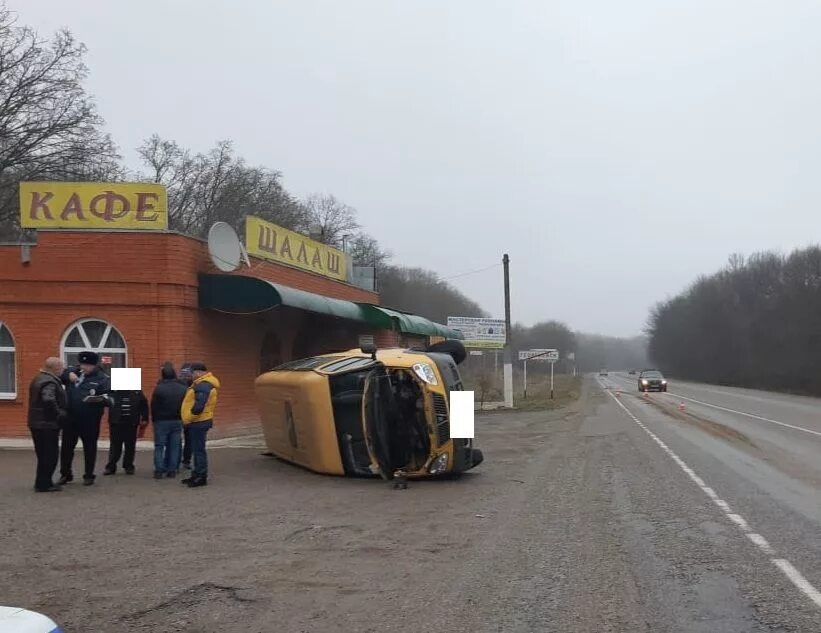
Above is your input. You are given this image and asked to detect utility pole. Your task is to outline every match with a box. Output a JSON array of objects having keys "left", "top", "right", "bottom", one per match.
[
  {"left": 503, "top": 253, "right": 513, "bottom": 408},
  {"left": 550, "top": 359, "right": 555, "bottom": 400}
]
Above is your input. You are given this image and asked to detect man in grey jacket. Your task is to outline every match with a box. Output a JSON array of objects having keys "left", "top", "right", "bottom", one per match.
[{"left": 27, "top": 357, "right": 68, "bottom": 492}]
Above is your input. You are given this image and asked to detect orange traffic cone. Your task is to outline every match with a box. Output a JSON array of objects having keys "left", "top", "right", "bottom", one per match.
[
  {"left": 678, "top": 402, "right": 686, "bottom": 412},
  {"left": 616, "top": 389, "right": 621, "bottom": 397}
]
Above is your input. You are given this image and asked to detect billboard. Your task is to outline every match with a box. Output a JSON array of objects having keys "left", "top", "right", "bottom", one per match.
[
  {"left": 19, "top": 182, "right": 168, "bottom": 230},
  {"left": 245, "top": 215, "right": 348, "bottom": 282},
  {"left": 446, "top": 316, "right": 506, "bottom": 349}
]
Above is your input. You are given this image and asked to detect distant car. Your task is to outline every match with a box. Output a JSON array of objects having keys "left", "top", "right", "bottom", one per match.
[
  {"left": 599, "top": 369, "right": 608, "bottom": 376},
  {"left": 628, "top": 369, "right": 636, "bottom": 375},
  {"left": 638, "top": 369, "right": 667, "bottom": 392}
]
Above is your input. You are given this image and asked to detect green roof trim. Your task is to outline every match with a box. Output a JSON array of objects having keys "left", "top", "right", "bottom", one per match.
[
  {"left": 198, "top": 274, "right": 369, "bottom": 322},
  {"left": 357, "top": 304, "right": 465, "bottom": 340}
]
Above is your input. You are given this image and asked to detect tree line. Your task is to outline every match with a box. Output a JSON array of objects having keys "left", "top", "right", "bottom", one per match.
[
  {"left": 0, "top": 5, "right": 481, "bottom": 323},
  {"left": 647, "top": 248, "right": 821, "bottom": 393},
  {"left": 511, "top": 320, "right": 648, "bottom": 374}
]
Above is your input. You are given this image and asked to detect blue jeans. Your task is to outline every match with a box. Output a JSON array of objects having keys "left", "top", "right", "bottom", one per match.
[
  {"left": 187, "top": 420, "right": 212, "bottom": 478},
  {"left": 153, "top": 420, "right": 182, "bottom": 474}
]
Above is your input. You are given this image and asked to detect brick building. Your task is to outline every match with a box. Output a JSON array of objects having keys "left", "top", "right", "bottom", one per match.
[{"left": 0, "top": 231, "right": 460, "bottom": 438}]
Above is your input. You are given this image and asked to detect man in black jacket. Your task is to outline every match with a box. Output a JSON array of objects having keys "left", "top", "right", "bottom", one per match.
[
  {"left": 58, "top": 351, "right": 111, "bottom": 486},
  {"left": 150, "top": 362, "right": 188, "bottom": 479},
  {"left": 28, "top": 357, "right": 69, "bottom": 492},
  {"left": 104, "top": 389, "right": 149, "bottom": 475}
]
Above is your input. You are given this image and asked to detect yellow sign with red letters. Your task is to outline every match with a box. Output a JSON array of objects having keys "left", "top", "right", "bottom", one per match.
[
  {"left": 245, "top": 215, "right": 348, "bottom": 282},
  {"left": 19, "top": 182, "right": 168, "bottom": 229}
]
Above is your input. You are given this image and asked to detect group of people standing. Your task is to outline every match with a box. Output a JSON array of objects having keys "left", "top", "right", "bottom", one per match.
[{"left": 27, "top": 351, "right": 221, "bottom": 492}]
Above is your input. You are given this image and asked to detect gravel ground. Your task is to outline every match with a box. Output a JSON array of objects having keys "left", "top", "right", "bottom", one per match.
[{"left": 3, "top": 378, "right": 821, "bottom": 632}]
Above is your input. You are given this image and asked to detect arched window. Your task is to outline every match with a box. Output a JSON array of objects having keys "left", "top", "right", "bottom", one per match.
[
  {"left": 0, "top": 322, "right": 16, "bottom": 399},
  {"left": 61, "top": 319, "right": 128, "bottom": 369}
]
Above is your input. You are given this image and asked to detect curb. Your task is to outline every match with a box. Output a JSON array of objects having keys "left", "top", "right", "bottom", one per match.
[{"left": 0, "top": 433, "right": 266, "bottom": 451}]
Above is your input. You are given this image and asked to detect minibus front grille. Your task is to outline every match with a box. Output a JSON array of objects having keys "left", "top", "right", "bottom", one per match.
[{"left": 431, "top": 393, "right": 450, "bottom": 446}]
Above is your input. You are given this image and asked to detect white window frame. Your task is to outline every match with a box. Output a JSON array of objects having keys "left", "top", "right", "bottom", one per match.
[
  {"left": 60, "top": 318, "right": 128, "bottom": 368},
  {"left": 0, "top": 322, "right": 16, "bottom": 399}
]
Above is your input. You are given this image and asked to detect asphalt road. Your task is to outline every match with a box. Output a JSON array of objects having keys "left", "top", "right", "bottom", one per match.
[{"left": 4, "top": 376, "right": 821, "bottom": 631}]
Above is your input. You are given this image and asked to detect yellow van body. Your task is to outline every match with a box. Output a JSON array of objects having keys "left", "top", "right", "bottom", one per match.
[{"left": 254, "top": 347, "right": 483, "bottom": 479}]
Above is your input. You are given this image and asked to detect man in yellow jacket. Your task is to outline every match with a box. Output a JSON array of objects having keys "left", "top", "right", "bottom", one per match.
[{"left": 180, "top": 362, "right": 220, "bottom": 487}]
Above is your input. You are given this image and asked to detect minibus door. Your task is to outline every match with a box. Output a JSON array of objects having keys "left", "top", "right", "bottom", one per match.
[{"left": 362, "top": 365, "right": 397, "bottom": 480}]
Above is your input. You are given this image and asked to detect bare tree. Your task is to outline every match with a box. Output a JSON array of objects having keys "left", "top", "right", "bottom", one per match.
[
  {"left": 378, "top": 265, "right": 487, "bottom": 322},
  {"left": 347, "top": 232, "right": 391, "bottom": 266},
  {"left": 0, "top": 5, "right": 121, "bottom": 237},
  {"left": 136, "top": 134, "right": 307, "bottom": 238},
  {"left": 304, "top": 193, "right": 360, "bottom": 248},
  {"left": 477, "top": 370, "right": 493, "bottom": 409}
]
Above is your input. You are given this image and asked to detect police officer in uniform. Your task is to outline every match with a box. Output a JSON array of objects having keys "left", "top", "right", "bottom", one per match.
[{"left": 58, "top": 351, "right": 111, "bottom": 486}]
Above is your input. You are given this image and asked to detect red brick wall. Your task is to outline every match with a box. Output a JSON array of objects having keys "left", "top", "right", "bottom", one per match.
[
  {"left": 0, "top": 231, "right": 385, "bottom": 438},
  {"left": 374, "top": 330, "right": 402, "bottom": 348}
]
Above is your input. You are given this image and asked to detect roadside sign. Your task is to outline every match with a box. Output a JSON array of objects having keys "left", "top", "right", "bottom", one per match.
[
  {"left": 469, "top": 350, "right": 483, "bottom": 356},
  {"left": 567, "top": 352, "right": 575, "bottom": 361},
  {"left": 519, "top": 349, "right": 559, "bottom": 362},
  {"left": 447, "top": 316, "right": 506, "bottom": 349}
]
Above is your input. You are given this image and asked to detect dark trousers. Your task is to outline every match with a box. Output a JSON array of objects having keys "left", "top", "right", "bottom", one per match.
[
  {"left": 153, "top": 420, "right": 182, "bottom": 474},
  {"left": 107, "top": 423, "right": 139, "bottom": 471},
  {"left": 31, "top": 428, "right": 60, "bottom": 490},
  {"left": 60, "top": 419, "right": 101, "bottom": 479},
  {"left": 187, "top": 420, "right": 212, "bottom": 478},
  {"left": 181, "top": 425, "right": 192, "bottom": 465}
]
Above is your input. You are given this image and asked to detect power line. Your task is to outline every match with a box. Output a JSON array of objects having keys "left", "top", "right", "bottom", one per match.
[{"left": 439, "top": 262, "right": 501, "bottom": 282}]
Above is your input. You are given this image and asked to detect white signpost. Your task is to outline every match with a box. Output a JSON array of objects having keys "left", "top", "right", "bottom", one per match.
[{"left": 519, "top": 349, "right": 560, "bottom": 399}]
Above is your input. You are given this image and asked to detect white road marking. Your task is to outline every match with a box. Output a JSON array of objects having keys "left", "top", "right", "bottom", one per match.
[
  {"left": 748, "top": 533, "right": 776, "bottom": 555},
  {"left": 726, "top": 513, "right": 752, "bottom": 532},
  {"left": 669, "top": 392, "right": 821, "bottom": 439},
  {"left": 599, "top": 379, "right": 821, "bottom": 610},
  {"left": 773, "top": 560, "right": 821, "bottom": 608},
  {"left": 608, "top": 373, "right": 821, "bottom": 439},
  {"left": 714, "top": 499, "right": 731, "bottom": 512}
]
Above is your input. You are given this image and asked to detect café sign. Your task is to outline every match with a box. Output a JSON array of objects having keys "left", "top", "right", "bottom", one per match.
[
  {"left": 245, "top": 215, "right": 348, "bottom": 282},
  {"left": 19, "top": 182, "right": 168, "bottom": 230}
]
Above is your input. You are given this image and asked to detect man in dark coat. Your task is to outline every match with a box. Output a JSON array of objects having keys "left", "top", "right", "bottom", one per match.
[
  {"left": 104, "top": 389, "right": 149, "bottom": 475},
  {"left": 27, "top": 357, "right": 69, "bottom": 492},
  {"left": 58, "top": 350, "right": 111, "bottom": 486},
  {"left": 150, "top": 362, "right": 188, "bottom": 479}
]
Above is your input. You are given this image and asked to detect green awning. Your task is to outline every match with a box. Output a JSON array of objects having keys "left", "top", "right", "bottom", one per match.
[
  {"left": 198, "top": 274, "right": 369, "bottom": 322},
  {"left": 198, "top": 274, "right": 465, "bottom": 340},
  {"left": 357, "top": 304, "right": 465, "bottom": 340}
]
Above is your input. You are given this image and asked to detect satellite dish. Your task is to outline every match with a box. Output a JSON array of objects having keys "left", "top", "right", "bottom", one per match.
[{"left": 207, "top": 222, "right": 245, "bottom": 272}]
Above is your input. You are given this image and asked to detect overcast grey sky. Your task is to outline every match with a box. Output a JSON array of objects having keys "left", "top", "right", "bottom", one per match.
[{"left": 11, "top": 1, "right": 821, "bottom": 336}]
